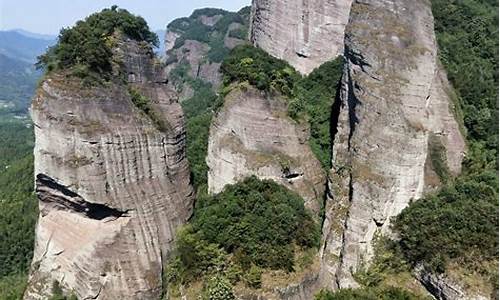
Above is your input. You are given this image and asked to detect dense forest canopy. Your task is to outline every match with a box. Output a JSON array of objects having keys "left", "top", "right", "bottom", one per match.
[{"left": 0, "top": 120, "right": 37, "bottom": 298}]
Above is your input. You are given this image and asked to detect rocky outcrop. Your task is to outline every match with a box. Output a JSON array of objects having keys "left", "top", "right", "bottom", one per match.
[
  {"left": 250, "top": 0, "right": 353, "bottom": 75},
  {"left": 165, "top": 8, "right": 250, "bottom": 101},
  {"left": 24, "top": 37, "right": 194, "bottom": 300},
  {"left": 166, "top": 39, "right": 223, "bottom": 89},
  {"left": 320, "top": 0, "right": 465, "bottom": 288},
  {"left": 207, "top": 85, "right": 326, "bottom": 213},
  {"left": 164, "top": 30, "right": 181, "bottom": 53},
  {"left": 415, "top": 266, "right": 490, "bottom": 300}
]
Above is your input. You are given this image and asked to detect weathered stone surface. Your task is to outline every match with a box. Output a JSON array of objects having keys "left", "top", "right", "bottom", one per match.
[
  {"left": 207, "top": 85, "right": 326, "bottom": 212},
  {"left": 415, "top": 266, "right": 490, "bottom": 300},
  {"left": 199, "top": 14, "right": 223, "bottom": 26},
  {"left": 250, "top": 0, "right": 353, "bottom": 74},
  {"left": 24, "top": 38, "right": 194, "bottom": 300},
  {"left": 320, "top": 0, "right": 465, "bottom": 288},
  {"left": 164, "top": 30, "right": 181, "bottom": 53},
  {"left": 165, "top": 39, "right": 223, "bottom": 89}
]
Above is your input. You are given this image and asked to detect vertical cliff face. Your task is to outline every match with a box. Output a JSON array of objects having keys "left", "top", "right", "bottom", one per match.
[
  {"left": 207, "top": 86, "right": 326, "bottom": 212},
  {"left": 320, "top": 0, "right": 465, "bottom": 288},
  {"left": 250, "top": 0, "right": 353, "bottom": 74},
  {"left": 248, "top": 0, "right": 466, "bottom": 294},
  {"left": 24, "top": 38, "right": 194, "bottom": 300}
]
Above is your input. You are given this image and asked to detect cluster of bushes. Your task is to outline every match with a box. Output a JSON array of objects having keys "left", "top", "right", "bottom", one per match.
[
  {"left": 221, "top": 45, "right": 300, "bottom": 95},
  {"left": 36, "top": 6, "right": 158, "bottom": 81},
  {"left": 394, "top": 174, "right": 498, "bottom": 274},
  {"left": 221, "top": 45, "right": 344, "bottom": 169},
  {"left": 290, "top": 59, "right": 344, "bottom": 169},
  {"left": 165, "top": 177, "right": 320, "bottom": 292}
]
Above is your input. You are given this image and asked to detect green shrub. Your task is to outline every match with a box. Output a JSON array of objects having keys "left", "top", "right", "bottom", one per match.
[
  {"left": 221, "top": 45, "right": 300, "bottom": 96},
  {"left": 179, "top": 78, "right": 218, "bottom": 189},
  {"left": 36, "top": 6, "right": 158, "bottom": 80},
  {"left": 293, "top": 58, "right": 344, "bottom": 170},
  {"left": 169, "top": 225, "right": 227, "bottom": 282},
  {"left": 204, "top": 275, "right": 236, "bottom": 300},
  {"left": 242, "top": 265, "right": 262, "bottom": 288},
  {"left": 128, "top": 87, "right": 168, "bottom": 132},
  {"left": 0, "top": 274, "right": 29, "bottom": 300}
]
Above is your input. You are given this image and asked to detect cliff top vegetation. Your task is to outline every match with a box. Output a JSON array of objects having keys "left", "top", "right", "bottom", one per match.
[{"left": 36, "top": 6, "right": 158, "bottom": 82}]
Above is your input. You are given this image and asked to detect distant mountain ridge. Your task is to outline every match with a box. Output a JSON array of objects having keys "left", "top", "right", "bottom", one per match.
[
  {"left": 0, "top": 30, "right": 55, "bottom": 63},
  {"left": 0, "top": 30, "right": 54, "bottom": 113},
  {"left": 10, "top": 29, "right": 56, "bottom": 41}
]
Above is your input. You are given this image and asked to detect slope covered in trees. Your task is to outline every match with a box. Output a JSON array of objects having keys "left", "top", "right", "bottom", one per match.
[{"left": 0, "top": 119, "right": 37, "bottom": 299}]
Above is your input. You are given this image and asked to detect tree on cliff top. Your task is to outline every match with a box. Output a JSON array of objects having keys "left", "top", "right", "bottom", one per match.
[{"left": 36, "top": 6, "right": 158, "bottom": 80}]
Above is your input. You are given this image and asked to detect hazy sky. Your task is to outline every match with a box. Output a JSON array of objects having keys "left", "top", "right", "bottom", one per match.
[{"left": 0, "top": 0, "right": 251, "bottom": 34}]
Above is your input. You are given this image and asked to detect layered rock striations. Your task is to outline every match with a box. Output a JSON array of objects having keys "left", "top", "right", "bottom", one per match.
[
  {"left": 24, "top": 37, "right": 194, "bottom": 299},
  {"left": 320, "top": 0, "right": 465, "bottom": 288},
  {"left": 207, "top": 86, "right": 326, "bottom": 212},
  {"left": 250, "top": 0, "right": 354, "bottom": 74}
]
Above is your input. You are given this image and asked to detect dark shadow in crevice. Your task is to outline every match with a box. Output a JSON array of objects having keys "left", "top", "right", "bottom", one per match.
[{"left": 36, "top": 174, "right": 127, "bottom": 220}]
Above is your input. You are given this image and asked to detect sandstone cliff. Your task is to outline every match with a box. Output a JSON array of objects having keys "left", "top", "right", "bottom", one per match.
[
  {"left": 24, "top": 37, "right": 194, "bottom": 299},
  {"left": 207, "top": 85, "right": 326, "bottom": 213},
  {"left": 250, "top": 0, "right": 353, "bottom": 75},
  {"left": 246, "top": 0, "right": 467, "bottom": 296},
  {"left": 320, "top": 0, "right": 465, "bottom": 288}
]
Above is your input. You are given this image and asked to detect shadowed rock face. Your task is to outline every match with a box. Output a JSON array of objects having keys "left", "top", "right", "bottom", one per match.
[
  {"left": 250, "top": 0, "right": 354, "bottom": 74},
  {"left": 207, "top": 86, "right": 326, "bottom": 213},
  {"left": 320, "top": 0, "right": 465, "bottom": 288},
  {"left": 24, "top": 37, "right": 194, "bottom": 300}
]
